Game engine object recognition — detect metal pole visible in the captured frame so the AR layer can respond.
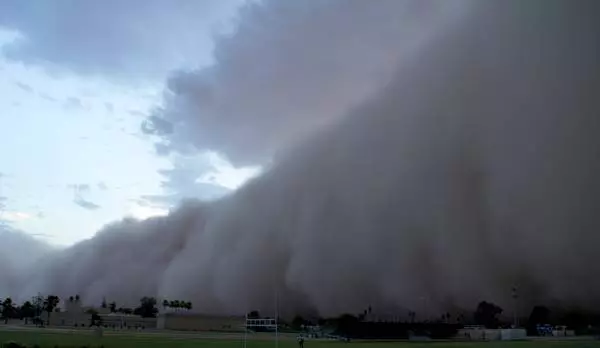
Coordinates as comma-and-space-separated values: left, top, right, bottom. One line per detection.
275, 288, 279, 348
244, 312, 248, 348
511, 287, 518, 328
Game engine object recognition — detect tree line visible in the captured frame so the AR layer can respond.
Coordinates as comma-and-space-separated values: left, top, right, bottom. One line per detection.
1, 295, 59, 325
287, 301, 600, 335
4, 295, 600, 334
161, 299, 193, 311
1, 295, 195, 322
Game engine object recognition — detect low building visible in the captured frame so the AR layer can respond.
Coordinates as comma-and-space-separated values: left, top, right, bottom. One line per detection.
156, 312, 245, 331
45, 310, 91, 327
458, 327, 527, 341
99, 313, 156, 328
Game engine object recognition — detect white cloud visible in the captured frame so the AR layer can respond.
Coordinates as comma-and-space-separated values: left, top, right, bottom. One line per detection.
0, 210, 32, 222
128, 203, 168, 220
196, 152, 261, 190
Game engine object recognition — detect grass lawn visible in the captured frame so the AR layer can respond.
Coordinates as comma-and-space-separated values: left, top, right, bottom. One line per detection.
1, 330, 600, 348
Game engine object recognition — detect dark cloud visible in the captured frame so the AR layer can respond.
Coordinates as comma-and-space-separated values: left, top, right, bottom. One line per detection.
154, 143, 171, 157
68, 184, 91, 193
2, 0, 600, 320
141, 115, 174, 136
151, 0, 461, 165
14, 81, 33, 93
64, 97, 85, 110
0, 0, 244, 79
0, 226, 54, 296
73, 197, 101, 210
69, 184, 100, 210
39, 92, 57, 102
128, 110, 146, 117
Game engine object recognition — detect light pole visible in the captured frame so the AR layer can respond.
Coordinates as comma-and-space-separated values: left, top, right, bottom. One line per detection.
511, 286, 518, 328
275, 287, 279, 348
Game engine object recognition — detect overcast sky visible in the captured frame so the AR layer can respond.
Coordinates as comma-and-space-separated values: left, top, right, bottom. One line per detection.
0, 1, 260, 246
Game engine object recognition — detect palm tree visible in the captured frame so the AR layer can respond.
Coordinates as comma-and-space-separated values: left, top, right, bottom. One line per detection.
44, 295, 60, 325
170, 300, 178, 312
162, 299, 169, 310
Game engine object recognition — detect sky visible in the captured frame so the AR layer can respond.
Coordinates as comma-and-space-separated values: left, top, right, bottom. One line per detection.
0, 1, 259, 246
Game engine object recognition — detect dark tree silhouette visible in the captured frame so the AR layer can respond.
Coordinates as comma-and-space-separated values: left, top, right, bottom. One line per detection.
292, 315, 305, 329
44, 295, 60, 325
118, 307, 133, 315
109, 301, 117, 313
90, 311, 103, 327
181, 301, 191, 311
1, 297, 14, 324
101, 298, 107, 309
162, 299, 169, 310
134, 297, 158, 318
247, 310, 260, 319
20, 301, 35, 324
474, 301, 503, 328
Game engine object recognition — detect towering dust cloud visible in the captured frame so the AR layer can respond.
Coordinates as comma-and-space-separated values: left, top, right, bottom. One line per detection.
4, 0, 600, 318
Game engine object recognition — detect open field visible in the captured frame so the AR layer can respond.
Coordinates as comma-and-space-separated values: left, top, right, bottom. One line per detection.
1, 328, 600, 348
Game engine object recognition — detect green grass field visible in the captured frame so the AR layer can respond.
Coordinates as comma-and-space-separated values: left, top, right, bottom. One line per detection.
1, 330, 600, 348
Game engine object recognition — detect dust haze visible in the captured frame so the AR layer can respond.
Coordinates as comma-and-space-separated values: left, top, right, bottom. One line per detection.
2, 0, 600, 318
